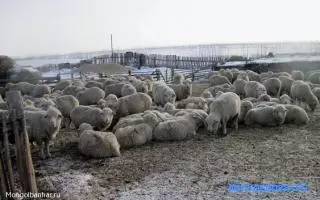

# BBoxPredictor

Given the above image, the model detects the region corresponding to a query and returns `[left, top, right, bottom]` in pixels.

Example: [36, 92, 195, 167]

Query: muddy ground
[31, 84, 320, 200]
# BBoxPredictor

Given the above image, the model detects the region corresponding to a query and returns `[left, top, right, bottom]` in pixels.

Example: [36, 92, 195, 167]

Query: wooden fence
[0, 91, 38, 199]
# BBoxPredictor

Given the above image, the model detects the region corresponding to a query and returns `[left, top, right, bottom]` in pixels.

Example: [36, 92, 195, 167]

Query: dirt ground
[31, 84, 320, 200]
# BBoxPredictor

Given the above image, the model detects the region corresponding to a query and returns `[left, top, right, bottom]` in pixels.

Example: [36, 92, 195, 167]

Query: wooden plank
[6, 91, 38, 193]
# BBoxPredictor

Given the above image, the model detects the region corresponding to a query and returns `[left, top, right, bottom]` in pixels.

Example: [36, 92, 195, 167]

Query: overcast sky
[0, 0, 319, 57]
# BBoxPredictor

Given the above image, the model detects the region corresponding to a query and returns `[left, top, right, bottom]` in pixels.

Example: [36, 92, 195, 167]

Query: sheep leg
[44, 140, 51, 158]
[222, 119, 227, 136]
[37, 141, 46, 160]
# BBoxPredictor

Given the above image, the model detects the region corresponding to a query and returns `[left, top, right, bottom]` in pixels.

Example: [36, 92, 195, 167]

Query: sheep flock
[1, 68, 320, 160]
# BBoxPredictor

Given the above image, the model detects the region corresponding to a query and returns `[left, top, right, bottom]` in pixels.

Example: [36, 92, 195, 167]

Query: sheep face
[273, 105, 287, 125]
[309, 97, 319, 111]
[44, 108, 62, 138]
[205, 114, 221, 135]
[100, 108, 114, 130]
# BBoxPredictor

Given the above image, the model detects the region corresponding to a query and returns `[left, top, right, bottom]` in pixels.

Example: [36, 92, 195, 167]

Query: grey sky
[1, 0, 319, 57]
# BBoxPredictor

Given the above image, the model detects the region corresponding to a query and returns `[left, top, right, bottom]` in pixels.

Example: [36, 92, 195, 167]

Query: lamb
[32, 84, 51, 98]
[78, 123, 120, 158]
[279, 94, 292, 104]
[173, 73, 185, 84]
[70, 106, 113, 131]
[62, 86, 86, 97]
[238, 100, 253, 124]
[168, 84, 192, 101]
[233, 79, 247, 98]
[205, 92, 241, 135]
[244, 104, 287, 127]
[291, 70, 304, 81]
[76, 87, 105, 105]
[291, 80, 319, 111]
[283, 104, 309, 125]
[121, 83, 137, 97]
[54, 80, 72, 91]
[114, 113, 158, 148]
[152, 83, 176, 106]
[24, 107, 62, 159]
[279, 76, 294, 95]
[244, 81, 267, 98]
[209, 75, 231, 87]
[85, 81, 103, 89]
[263, 78, 281, 97]
[176, 97, 208, 112]
[55, 95, 80, 129]
[153, 111, 206, 141]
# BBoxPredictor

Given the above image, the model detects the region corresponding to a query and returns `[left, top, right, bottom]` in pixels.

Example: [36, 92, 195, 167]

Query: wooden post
[6, 91, 38, 193]
[3, 120, 15, 194]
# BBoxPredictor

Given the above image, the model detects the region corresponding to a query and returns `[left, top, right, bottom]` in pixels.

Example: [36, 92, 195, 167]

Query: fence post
[6, 91, 38, 194]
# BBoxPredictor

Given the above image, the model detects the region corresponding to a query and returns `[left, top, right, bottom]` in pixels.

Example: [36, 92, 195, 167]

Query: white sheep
[291, 70, 304, 80]
[173, 73, 185, 84]
[130, 79, 148, 93]
[6, 82, 36, 96]
[220, 69, 234, 83]
[152, 83, 176, 106]
[153, 111, 206, 141]
[244, 104, 287, 127]
[114, 113, 158, 148]
[115, 93, 152, 118]
[244, 81, 267, 98]
[76, 87, 105, 105]
[312, 87, 320, 100]
[32, 84, 51, 98]
[85, 81, 103, 89]
[205, 92, 241, 135]
[176, 97, 208, 112]
[204, 83, 236, 97]
[209, 75, 231, 87]
[233, 79, 247, 98]
[239, 100, 253, 124]
[291, 80, 319, 111]
[263, 78, 281, 97]
[70, 106, 113, 131]
[246, 70, 260, 82]
[306, 71, 320, 84]
[104, 83, 127, 97]
[279, 94, 292, 104]
[78, 123, 120, 158]
[168, 84, 192, 101]
[121, 83, 137, 97]
[279, 76, 294, 95]
[62, 86, 86, 97]
[72, 79, 87, 87]
[283, 104, 309, 125]
[55, 95, 80, 129]
[25, 107, 62, 159]
[54, 80, 72, 91]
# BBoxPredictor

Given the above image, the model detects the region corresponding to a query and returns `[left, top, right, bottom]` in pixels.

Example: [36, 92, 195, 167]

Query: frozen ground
[30, 84, 320, 200]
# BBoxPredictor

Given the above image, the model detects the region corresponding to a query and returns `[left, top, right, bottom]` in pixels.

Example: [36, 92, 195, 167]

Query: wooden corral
[0, 91, 37, 199]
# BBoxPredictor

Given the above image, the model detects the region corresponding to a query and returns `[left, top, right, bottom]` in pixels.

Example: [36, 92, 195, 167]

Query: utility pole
[110, 34, 114, 62]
